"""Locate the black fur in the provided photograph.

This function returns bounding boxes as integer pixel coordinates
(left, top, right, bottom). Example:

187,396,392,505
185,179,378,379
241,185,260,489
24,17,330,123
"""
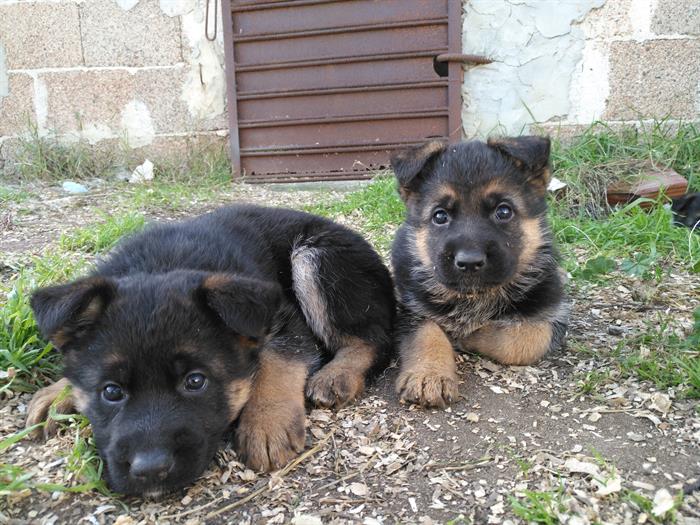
391,137,569,361
671,192,700,231
30,205,394,496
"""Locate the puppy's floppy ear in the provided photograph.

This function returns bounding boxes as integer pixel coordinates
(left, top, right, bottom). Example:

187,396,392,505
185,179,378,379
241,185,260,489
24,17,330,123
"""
199,274,281,338
391,141,446,200
488,136,551,193
31,277,116,350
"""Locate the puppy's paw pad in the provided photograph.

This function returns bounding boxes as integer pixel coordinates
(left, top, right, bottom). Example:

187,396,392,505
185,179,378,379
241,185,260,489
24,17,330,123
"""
306,369,364,409
236,407,306,472
396,371,459,408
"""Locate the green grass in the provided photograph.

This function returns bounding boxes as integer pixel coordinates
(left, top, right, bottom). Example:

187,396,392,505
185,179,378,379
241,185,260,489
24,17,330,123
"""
575,369,612,396
616,309,700,399
550,120,700,217
0,414,113,497
0,186,33,204
552,197,700,278
624,489,682,524
305,175,404,251
12,124,119,182
59,212,146,254
0,276,60,392
510,489,569,524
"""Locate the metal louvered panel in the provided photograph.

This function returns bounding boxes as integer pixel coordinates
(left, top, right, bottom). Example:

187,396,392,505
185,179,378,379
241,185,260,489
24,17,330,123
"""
222,0,461,183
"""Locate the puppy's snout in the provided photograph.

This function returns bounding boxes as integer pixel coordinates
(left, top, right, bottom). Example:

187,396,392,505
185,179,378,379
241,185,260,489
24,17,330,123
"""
130,448,174,483
454,249,486,272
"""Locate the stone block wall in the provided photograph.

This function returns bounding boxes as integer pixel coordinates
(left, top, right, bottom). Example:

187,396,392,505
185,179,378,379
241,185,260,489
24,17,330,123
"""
0,0,227,161
461,0,700,136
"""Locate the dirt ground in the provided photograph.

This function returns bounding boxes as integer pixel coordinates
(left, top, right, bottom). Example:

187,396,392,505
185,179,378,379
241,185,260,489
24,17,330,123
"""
1,181,699,524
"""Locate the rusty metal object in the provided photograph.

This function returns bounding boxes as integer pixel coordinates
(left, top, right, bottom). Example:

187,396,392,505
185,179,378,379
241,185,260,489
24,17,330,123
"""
435,53,493,65
205,0,218,41
607,168,688,207
222,0,462,182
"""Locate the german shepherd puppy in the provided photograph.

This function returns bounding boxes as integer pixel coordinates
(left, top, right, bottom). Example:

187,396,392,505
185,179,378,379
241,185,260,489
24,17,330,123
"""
26,205,394,496
390,136,568,408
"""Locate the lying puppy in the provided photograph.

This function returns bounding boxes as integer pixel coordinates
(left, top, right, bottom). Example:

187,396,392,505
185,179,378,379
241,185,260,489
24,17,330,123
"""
390,137,569,408
27,205,394,496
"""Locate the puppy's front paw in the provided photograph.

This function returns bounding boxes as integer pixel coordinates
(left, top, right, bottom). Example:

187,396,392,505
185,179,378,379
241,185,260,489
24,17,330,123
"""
306,367,364,409
26,378,76,439
235,401,306,472
396,368,459,408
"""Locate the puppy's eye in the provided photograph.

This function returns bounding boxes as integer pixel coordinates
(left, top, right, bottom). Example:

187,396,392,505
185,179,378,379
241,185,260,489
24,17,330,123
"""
102,383,125,403
432,209,449,225
184,372,207,392
494,203,514,222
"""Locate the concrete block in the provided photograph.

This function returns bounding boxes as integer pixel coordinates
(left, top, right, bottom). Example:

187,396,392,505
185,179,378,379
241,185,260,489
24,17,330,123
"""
133,67,227,133
80,0,182,67
652,0,700,36
605,39,700,120
42,69,135,142
0,74,35,136
42,67,225,145
0,3,82,69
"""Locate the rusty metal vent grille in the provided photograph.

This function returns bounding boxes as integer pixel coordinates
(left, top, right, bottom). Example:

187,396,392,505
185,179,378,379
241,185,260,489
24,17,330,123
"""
223,0,461,183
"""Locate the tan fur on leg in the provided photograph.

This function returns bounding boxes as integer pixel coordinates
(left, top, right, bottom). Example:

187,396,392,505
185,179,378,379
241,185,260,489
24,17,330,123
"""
463,320,552,365
396,320,459,408
235,352,308,472
306,336,376,408
26,378,87,439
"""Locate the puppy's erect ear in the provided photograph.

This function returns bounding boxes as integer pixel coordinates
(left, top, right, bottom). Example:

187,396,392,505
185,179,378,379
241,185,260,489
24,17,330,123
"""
488,136,551,193
199,274,281,338
31,277,116,350
390,141,446,200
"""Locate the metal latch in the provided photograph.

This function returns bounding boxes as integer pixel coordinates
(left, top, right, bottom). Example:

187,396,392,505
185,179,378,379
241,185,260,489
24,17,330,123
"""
435,54,493,65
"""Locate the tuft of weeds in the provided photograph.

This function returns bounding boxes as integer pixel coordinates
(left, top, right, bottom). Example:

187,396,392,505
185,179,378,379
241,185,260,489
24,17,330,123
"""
575,369,612,396
0,186,33,204
126,141,232,211
13,124,118,182
59,213,146,254
553,196,700,279
153,140,232,185
616,309,700,398
551,119,700,217
624,488,682,524
510,488,569,524
59,416,112,496
0,415,114,497
0,276,60,392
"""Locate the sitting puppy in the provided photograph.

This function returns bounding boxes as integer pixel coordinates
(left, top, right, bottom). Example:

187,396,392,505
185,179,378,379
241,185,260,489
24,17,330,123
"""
390,137,568,408
27,205,394,496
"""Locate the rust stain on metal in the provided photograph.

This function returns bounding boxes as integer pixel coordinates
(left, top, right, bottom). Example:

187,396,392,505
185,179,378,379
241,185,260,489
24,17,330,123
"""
222,0,462,182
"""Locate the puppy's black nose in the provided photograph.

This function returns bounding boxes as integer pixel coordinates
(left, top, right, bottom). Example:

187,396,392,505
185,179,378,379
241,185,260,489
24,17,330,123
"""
454,249,486,272
130,449,174,482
